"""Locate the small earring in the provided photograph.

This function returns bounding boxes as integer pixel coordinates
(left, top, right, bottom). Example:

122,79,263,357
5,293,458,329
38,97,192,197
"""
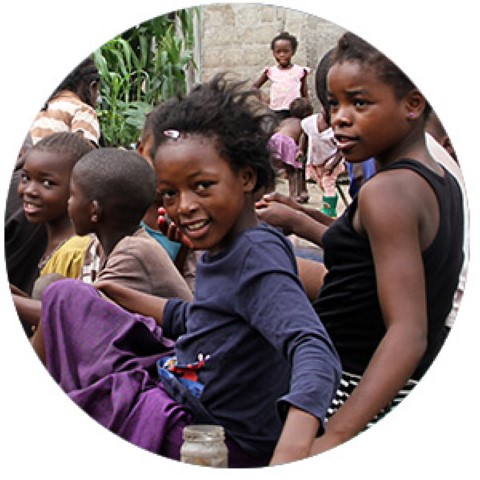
408,112,415,119
92,214,98,222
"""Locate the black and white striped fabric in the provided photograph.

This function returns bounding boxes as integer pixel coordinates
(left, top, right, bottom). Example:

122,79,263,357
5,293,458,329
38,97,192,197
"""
326,371,418,428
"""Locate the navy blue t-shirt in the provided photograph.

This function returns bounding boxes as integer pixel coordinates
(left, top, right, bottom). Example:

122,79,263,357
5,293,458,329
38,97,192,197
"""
163,223,341,459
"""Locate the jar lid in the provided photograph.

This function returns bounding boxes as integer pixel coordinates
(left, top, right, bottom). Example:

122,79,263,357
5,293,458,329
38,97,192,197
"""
182,424,225,441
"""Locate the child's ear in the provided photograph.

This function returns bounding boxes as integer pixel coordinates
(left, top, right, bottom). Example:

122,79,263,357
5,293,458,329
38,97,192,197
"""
242,166,257,193
405,89,426,121
91,200,102,223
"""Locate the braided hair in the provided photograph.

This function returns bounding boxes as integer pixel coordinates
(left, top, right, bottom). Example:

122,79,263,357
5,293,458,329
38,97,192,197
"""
32,132,95,167
42,56,100,110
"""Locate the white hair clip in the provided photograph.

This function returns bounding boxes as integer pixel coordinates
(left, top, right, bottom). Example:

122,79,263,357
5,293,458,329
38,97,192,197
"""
163,129,181,140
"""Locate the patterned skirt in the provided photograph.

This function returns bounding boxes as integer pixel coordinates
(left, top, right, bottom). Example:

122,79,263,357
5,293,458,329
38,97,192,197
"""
326,371,418,428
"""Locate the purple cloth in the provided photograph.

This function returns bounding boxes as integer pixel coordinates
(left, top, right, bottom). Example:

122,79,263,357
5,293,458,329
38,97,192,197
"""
41,279,265,467
269,132,303,169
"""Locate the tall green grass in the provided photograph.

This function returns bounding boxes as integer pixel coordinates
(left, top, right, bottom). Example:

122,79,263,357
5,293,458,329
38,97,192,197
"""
94,9,198,147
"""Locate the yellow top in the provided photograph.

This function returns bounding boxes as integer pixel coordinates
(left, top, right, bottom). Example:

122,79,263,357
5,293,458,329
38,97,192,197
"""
40,235,91,279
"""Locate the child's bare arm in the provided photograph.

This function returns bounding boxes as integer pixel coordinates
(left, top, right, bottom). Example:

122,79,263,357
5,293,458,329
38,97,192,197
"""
256,193,331,243
259,191,335,226
10,284,28,297
270,406,320,465
300,70,309,99
12,294,41,327
94,280,168,326
252,69,268,89
296,257,327,301
311,175,429,454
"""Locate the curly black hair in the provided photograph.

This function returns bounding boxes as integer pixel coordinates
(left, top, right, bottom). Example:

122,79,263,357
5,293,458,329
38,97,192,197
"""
149,73,277,194
330,32,431,117
42,55,100,110
270,31,298,53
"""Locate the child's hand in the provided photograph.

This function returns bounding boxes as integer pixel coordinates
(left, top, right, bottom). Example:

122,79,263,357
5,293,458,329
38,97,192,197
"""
257,191,302,211
157,207,194,249
256,195,299,236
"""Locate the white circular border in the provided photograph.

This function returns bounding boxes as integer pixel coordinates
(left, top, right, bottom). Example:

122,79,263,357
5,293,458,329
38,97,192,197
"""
1,1,478,479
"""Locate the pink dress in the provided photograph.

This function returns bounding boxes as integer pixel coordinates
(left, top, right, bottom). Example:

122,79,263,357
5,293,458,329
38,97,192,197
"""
266,64,309,111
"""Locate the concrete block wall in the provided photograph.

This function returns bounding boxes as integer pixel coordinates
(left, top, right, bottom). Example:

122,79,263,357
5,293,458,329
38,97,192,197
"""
198,3,346,112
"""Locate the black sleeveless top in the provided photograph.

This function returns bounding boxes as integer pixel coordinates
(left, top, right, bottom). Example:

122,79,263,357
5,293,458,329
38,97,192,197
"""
313,159,464,380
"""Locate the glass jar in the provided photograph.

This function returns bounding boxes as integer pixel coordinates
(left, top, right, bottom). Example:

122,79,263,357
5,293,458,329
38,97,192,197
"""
180,424,228,468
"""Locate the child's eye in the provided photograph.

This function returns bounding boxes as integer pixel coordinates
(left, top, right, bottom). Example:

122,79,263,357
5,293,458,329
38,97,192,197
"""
160,189,177,200
353,98,369,108
195,181,214,193
42,179,54,188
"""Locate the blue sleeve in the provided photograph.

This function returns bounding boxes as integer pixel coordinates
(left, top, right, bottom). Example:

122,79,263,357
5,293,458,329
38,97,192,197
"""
236,238,342,428
162,298,189,340
362,158,376,180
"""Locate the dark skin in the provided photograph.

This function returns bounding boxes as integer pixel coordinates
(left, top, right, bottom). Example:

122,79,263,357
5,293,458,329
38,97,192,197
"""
29,173,146,353
11,150,77,327
160,190,329,303
137,131,190,273
309,60,439,454
95,135,322,465
257,58,440,454
253,38,309,100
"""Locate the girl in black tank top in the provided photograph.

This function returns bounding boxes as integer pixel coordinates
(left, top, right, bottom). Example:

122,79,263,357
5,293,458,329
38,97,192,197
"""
308,32,465,455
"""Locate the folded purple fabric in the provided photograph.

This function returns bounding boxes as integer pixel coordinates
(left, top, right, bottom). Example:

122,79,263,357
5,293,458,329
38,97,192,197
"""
41,279,189,456
40,279,264,467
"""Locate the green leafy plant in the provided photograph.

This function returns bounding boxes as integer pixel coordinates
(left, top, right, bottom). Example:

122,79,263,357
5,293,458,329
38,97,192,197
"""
94,9,198,147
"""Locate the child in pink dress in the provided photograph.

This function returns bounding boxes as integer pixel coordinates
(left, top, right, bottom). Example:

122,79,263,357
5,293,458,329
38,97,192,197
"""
253,31,310,120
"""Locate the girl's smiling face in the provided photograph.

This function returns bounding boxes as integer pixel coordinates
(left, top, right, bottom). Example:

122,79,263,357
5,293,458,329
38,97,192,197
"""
154,136,257,255
17,150,72,224
327,61,412,164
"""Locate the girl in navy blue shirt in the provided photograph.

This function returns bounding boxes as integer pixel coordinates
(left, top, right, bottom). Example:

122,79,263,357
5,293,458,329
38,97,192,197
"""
32,74,341,467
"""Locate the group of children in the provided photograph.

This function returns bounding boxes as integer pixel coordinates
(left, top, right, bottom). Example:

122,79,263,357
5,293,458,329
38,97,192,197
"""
254,31,346,217
5,30,466,467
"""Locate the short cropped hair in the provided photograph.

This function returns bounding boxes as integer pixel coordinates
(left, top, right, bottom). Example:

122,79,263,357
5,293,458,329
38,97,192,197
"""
73,148,156,225
289,97,314,119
